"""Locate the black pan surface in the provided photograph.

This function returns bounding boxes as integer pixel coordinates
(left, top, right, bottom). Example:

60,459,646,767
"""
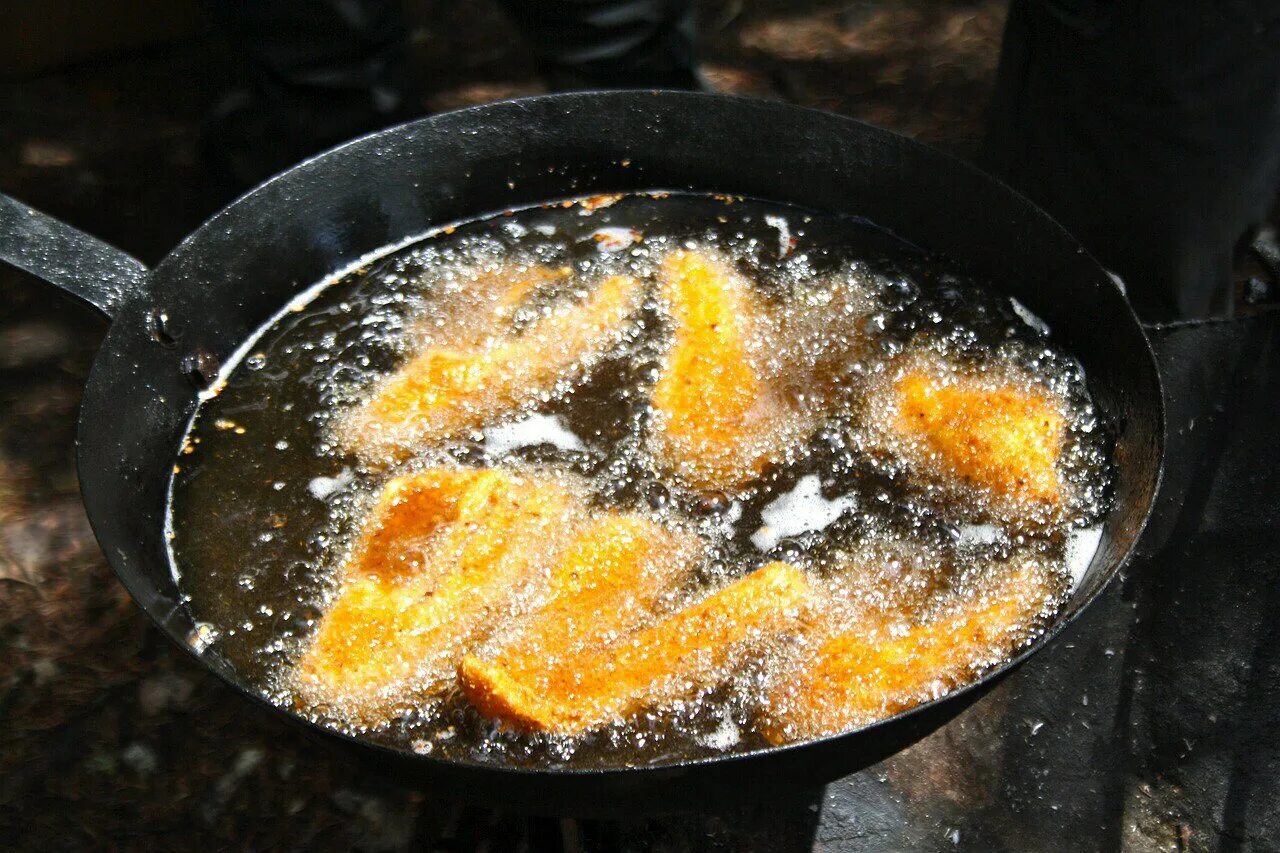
0,92,1163,815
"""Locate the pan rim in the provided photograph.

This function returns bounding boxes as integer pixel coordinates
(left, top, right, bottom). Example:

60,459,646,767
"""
78,90,1167,783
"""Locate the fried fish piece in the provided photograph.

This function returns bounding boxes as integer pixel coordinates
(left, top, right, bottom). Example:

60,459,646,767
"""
414,262,574,351
648,249,874,492
292,467,582,727
760,559,1059,744
648,250,801,491
893,370,1065,505
335,467,504,582
458,512,702,713
342,273,643,462
462,561,809,735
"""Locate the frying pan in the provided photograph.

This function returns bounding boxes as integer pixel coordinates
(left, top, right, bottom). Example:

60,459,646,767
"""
0,92,1163,815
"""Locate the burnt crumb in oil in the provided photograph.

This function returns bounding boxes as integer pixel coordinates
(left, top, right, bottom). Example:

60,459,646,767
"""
168,191,1114,769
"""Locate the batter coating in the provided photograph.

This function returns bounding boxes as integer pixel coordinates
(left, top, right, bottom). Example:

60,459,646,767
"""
343,273,643,462
893,369,1065,506
462,561,810,735
648,250,802,491
293,467,583,727
415,262,574,350
760,559,1059,743
458,513,702,719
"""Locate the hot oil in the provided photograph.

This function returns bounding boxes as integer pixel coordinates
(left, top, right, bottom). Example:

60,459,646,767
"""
169,192,1113,769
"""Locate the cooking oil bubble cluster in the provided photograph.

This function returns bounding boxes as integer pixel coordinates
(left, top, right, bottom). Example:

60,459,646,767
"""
168,193,1113,768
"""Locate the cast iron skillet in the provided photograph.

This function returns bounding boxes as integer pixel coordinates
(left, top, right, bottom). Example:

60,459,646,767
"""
0,92,1163,815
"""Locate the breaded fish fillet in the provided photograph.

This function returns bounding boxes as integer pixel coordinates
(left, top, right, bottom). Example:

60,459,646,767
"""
336,467,504,582
461,561,809,735
417,262,574,351
292,467,582,727
648,250,801,491
760,559,1059,743
458,512,702,713
894,371,1065,505
342,273,642,462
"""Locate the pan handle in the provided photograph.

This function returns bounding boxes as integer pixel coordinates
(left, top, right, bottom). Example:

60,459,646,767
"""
0,193,148,319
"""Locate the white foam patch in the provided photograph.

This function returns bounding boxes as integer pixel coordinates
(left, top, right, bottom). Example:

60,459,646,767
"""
957,523,1002,545
1066,526,1103,588
751,475,855,551
711,500,745,536
695,715,741,750
765,214,792,257
1009,297,1051,336
590,227,640,253
308,468,354,500
483,413,586,455
532,223,556,236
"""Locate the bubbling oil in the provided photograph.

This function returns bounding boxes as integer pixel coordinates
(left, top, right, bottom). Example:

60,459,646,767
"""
169,192,1112,769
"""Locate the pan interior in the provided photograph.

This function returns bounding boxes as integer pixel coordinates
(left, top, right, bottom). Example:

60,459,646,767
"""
165,190,1113,770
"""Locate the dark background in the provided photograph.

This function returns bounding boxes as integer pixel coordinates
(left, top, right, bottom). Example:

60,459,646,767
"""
1,2,1278,850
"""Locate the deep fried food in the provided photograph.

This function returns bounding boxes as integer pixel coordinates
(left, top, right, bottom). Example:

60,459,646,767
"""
419,262,574,350
759,559,1059,743
894,370,1065,505
462,561,810,735
292,467,582,727
458,512,702,714
342,273,642,462
648,250,802,491
648,249,872,492
334,467,503,582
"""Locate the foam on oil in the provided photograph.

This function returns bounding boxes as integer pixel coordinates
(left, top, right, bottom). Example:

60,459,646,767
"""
168,192,1113,769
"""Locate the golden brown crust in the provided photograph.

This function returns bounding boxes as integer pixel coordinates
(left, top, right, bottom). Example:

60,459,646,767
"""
292,467,584,727
463,561,810,735
759,559,1059,744
341,273,642,462
893,370,1065,506
648,250,795,491
459,513,702,709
